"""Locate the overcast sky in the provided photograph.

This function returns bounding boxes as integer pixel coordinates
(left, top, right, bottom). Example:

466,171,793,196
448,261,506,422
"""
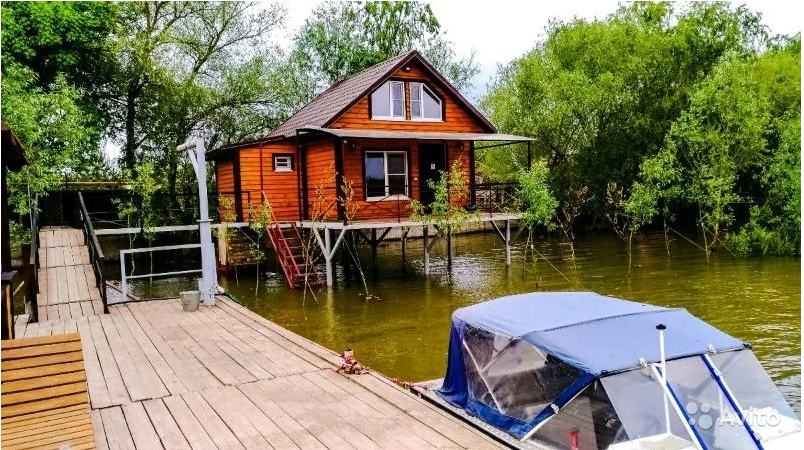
282,0,803,101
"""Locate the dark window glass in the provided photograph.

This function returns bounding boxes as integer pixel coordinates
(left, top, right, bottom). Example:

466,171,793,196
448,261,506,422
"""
365,153,385,197
388,175,406,195
387,154,405,174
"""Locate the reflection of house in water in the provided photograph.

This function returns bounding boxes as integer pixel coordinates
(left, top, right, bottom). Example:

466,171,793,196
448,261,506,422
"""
210,50,531,287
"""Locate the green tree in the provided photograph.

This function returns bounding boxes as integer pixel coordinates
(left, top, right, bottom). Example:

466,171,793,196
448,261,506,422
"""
1,1,119,90
1,65,108,214
292,1,478,93
728,112,801,255
661,54,769,251
482,2,766,215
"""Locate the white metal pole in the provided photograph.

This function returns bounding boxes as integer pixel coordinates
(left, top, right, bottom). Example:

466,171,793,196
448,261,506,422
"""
178,136,217,305
120,252,127,299
657,324,671,435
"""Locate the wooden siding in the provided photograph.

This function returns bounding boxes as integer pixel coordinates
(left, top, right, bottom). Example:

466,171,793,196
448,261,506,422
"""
330,60,488,133
341,139,472,221
236,141,300,221
215,160,236,220
304,139,338,220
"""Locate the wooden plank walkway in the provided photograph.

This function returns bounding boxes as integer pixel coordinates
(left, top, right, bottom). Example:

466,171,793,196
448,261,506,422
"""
1,333,96,449
36,227,104,322
19,298,505,450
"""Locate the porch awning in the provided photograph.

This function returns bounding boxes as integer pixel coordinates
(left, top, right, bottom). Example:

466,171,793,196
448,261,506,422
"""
298,126,534,142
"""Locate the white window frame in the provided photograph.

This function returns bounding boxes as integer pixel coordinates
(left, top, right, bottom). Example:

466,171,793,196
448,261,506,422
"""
410,82,443,121
273,155,293,172
371,80,406,120
364,150,409,201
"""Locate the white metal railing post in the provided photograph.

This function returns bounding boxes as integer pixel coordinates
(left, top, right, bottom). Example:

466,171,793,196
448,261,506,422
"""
114,244,203,305
120,253,127,299
178,134,218,305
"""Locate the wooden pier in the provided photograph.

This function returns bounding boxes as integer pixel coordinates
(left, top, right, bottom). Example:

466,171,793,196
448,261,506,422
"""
37,227,105,321
15,297,506,449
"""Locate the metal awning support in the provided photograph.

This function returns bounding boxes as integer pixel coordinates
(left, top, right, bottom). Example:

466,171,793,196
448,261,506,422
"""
177,135,218,305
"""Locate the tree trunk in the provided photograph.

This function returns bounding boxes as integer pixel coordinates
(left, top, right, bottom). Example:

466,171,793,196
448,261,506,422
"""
124,77,145,177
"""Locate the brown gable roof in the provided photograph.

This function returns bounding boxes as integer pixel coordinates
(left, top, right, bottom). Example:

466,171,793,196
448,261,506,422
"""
267,50,496,139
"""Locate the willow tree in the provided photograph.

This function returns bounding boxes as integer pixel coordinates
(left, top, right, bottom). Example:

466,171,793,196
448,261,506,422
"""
481,2,767,219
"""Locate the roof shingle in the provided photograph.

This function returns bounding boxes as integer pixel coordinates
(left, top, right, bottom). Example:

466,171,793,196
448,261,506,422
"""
267,51,412,139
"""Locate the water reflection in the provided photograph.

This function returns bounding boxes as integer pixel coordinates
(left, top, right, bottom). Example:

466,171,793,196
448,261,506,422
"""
128,231,801,411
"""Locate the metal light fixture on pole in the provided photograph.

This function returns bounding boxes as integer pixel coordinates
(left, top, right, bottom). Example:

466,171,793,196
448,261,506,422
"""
177,133,218,305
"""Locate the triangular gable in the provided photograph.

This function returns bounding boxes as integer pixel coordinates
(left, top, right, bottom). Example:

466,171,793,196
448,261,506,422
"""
267,50,496,139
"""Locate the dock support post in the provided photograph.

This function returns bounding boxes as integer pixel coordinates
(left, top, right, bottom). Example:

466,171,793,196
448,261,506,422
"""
324,229,333,287
370,228,378,268
446,226,453,270
423,226,430,275
505,220,511,265
401,228,409,271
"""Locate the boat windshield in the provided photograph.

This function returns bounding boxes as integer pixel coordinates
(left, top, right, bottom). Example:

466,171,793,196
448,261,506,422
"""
709,350,801,442
597,351,800,450
600,367,698,449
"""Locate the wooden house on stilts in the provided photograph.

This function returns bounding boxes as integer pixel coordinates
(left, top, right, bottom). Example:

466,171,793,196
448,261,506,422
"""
209,50,532,288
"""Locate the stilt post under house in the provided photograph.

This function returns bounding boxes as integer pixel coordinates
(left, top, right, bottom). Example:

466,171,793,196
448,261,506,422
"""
423,225,430,275
401,228,408,270
446,225,453,270
370,228,378,267
324,229,333,286
505,219,511,265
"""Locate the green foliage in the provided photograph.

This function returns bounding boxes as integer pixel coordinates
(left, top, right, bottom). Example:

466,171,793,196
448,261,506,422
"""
515,160,558,229
1,1,119,90
662,54,769,245
409,158,473,234
727,112,801,255
8,221,33,255
1,64,108,214
292,1,478,92
483,2,798,256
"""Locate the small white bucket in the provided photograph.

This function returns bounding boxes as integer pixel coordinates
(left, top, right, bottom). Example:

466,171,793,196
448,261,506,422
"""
180,291,201,312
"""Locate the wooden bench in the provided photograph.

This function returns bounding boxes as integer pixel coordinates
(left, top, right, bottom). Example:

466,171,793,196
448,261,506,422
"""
2,333,96,449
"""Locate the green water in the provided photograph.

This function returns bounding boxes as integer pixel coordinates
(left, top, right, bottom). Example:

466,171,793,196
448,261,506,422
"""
126,231,801,410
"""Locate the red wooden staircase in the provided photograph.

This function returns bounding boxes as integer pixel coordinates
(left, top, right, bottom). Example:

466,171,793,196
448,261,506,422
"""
262,195,323,290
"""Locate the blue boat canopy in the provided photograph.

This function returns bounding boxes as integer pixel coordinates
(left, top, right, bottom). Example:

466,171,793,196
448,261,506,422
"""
437,292,749,438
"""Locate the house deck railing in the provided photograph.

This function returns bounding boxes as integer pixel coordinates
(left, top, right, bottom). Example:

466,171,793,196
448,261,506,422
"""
216,182,519,224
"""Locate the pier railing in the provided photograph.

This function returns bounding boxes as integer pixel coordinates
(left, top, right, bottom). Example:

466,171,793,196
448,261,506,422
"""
78,192,108,313
27,194,40,321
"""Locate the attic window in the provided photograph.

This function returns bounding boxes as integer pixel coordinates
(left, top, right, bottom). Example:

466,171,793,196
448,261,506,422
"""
410,83,442,121
371,81,405,120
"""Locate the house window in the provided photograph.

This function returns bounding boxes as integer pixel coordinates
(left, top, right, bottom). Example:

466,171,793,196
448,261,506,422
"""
370,81,405,120
364,151,408,200
273,154,294,172
410,82,442,121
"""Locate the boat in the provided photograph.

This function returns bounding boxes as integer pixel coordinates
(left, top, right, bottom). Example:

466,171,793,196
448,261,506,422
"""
412,292,800,450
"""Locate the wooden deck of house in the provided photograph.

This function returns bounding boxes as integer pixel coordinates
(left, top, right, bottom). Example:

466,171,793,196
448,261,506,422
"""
37,227,105,321
16,297,506,450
